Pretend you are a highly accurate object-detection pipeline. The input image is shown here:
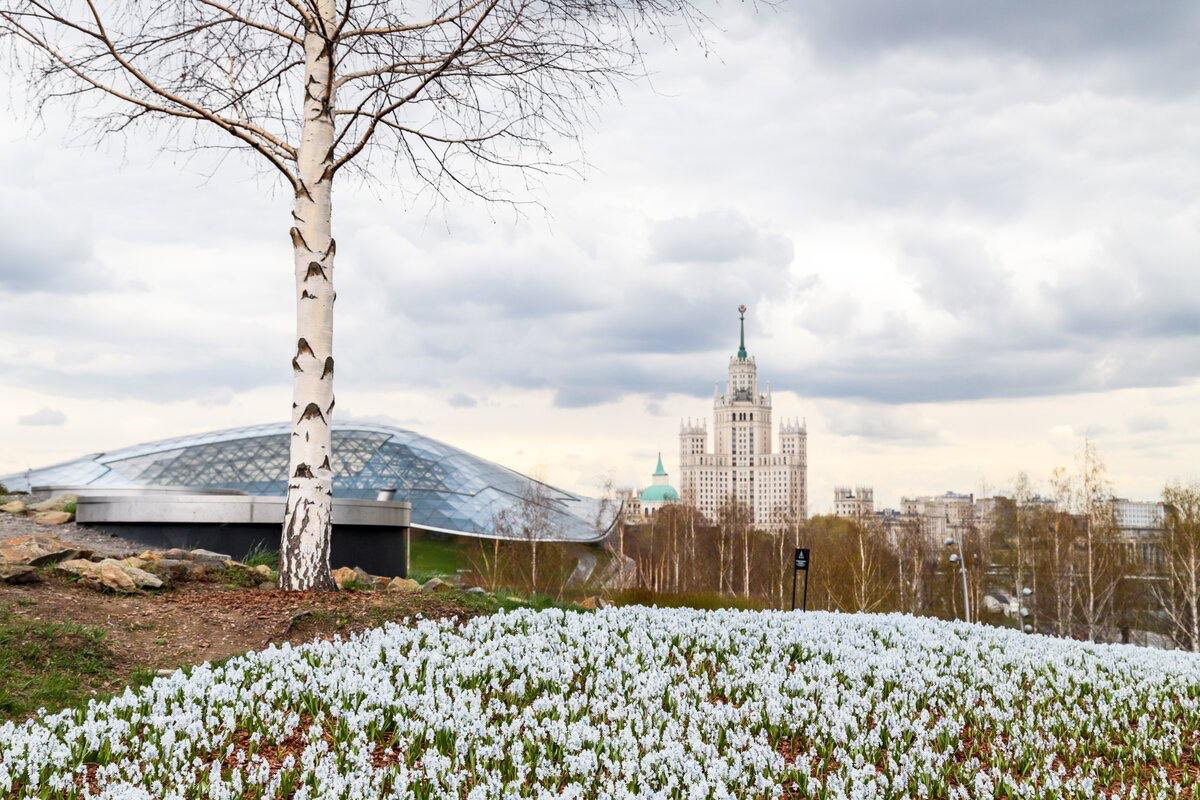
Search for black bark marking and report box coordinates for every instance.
[296,338,316,358]
[304,261,327,281]
[300,402,325,422]
[325,238,336,258]
[301,289,317,300]
[320,454,331,471]
[327,396,335,415]
[321,357,334,379]
[289,226,309,252]
[294,463,313,478]
[292,356,302,373]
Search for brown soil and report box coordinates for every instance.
[0,571,486,702]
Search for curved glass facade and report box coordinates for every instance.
[1,423,613,542]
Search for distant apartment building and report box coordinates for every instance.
[901,491,976,542]
[1114,499,1165,533]
[1113,498,1166,571]
[833,486,874,518]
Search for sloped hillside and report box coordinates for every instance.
[2,607,1198,799]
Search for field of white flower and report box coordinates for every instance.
[2,607,1198,800]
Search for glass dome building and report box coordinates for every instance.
[1,422,614,543]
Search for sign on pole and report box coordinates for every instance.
[791,547,811,612]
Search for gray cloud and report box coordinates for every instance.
[447,392,479,408]
[648,210,793,265]
[823,405,941,445]
[1128,415,1171,434]
[2,4,1200,415]
[17,407,66,426]
[793,1,1200,93]
[0,191,102,293]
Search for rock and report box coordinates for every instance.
[253,564,272,577]
[119,562,164,590]
[161,548,192,561]
[420,577,451,593]
[353,566,373,584]
[138,550,162,562]
[372,576,390,589]
[578,596,600,610]
[188,548,232,564]
[0,500,26,514]
[29,493,78,513]
[122,556,148,570]
[464,586,486,595]
[0,535,80,566]
[386,577,420,593]
[145,558,191,582]
[58,557,163,592]
[0,564,40,584]
[33,511,73,526]
[332,566,359,590]
[257,581,275,590]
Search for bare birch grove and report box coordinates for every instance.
[0,0,697,589]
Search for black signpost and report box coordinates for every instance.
[791,547,810,611]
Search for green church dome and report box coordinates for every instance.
[639,484,679,503]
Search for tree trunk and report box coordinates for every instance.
[279,7,338,591]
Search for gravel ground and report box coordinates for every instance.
[0,501,141,558]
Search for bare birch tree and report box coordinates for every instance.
[1051,440,1123,641]
[0,0,698,589]
[1155,482,1200,651]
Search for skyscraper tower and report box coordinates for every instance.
[678,305,807,528]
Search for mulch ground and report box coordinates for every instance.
[0,571,486,709]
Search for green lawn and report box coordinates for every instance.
[0,605,123,718]
[409,534,469,582]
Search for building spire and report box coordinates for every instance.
[654,452,667,476]
[736,304,748,360]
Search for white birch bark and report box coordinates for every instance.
[280,1,338,591]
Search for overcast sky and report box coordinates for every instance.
[2,1,1199,510]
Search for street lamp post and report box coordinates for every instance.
[944,518,971,624]
[1021,586,1034,633]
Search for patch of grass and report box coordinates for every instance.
[220,564,266,589]
[607,589,771,611]
[409,534,467,582]
[0,607,115,719]
[63,499,77,515]
[242,542,279,570]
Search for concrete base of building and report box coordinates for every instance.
[75,492,412,578]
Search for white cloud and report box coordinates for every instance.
[17,407,66,426]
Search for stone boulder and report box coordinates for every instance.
[0,563,40,584]
[144,558,197,583]
[30,494,78,513]
[0,535,81,566]
[578,596,601,610]
[386,577,420,593]
[188,548,232,565]
[33,511,73,525]
[420,577,452,593]
[332,566,359,590]
[464,586,486,595]
[0,500,27,514]
[57,557,164,593]
[253,564,273,578]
